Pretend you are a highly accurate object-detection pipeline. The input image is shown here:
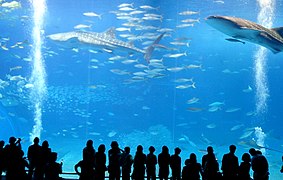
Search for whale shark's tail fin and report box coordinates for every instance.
[144,32,165,62]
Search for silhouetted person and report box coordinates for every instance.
[45,152,62,180]
[158,146,170,180]
[146,146,157,180]
[170,147,181,180]
[36,140,51,180]
[0,140,4,180]
[238,153,251,180]
[83,140,96,168]
[202,146,220,180]
[95,144,107,180]
[27,137,42,179]
[4,137,22,180]
[280,156,283,173]
[132,145,146,180]
[14,149,29,180]
[221,144,239,180]
[182,159,190,180]
[75,156,95,180]
[120,146,133,180]
[249,148,269,180]
[108,141,122,180]
[4,139,27,180]
[182,153,203,180]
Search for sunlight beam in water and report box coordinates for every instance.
[254,0,275,115]
[29,0,47,143]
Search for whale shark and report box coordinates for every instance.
[47,28,165,62]
[206,15,283,54]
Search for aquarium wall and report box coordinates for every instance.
[1,0,283,179]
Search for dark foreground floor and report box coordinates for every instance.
[0,177,78,180]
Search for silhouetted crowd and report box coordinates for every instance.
[0,137,282,180]
[0,137,62,180]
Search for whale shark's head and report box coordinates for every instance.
[47,32,77,41]
[206,15,243,37]
[46,32,82,49]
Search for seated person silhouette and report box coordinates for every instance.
[75,154,95,180]
[44,152,62,180]
[182,153,203,180]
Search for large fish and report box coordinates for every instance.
[47,28,165,62]
[206,15,283,54]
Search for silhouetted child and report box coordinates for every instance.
[0,140,4,180]
[238,153,251,180]
[182,159,190,180]
[146,146,157,180]
[121,146,133,180]
[14,149,29,180]
[170,147,181,180]
[182,153,203,180]
[249,148,269,180]
[95,144,107,180]
[221,145,239,180]
[45,152,62,180]
[108,141,122,180]
[280,156,283,173]
[202,146,220,180]
[132,145,146,180]
[158,146,170,180]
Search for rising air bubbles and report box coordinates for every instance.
[254,0,275,115]
[253,0,275,152]
[29,0,47,143]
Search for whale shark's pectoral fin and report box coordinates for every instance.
[225,38,245,44]
[60,37,83,49]
[68,37,80,43]
[269,47,281,54]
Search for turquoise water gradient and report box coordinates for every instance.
[0,0,283,179]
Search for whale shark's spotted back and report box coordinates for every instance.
[47,28,165,61]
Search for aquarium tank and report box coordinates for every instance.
[0,0,283,179]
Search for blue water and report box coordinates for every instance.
[1,0,283,178]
